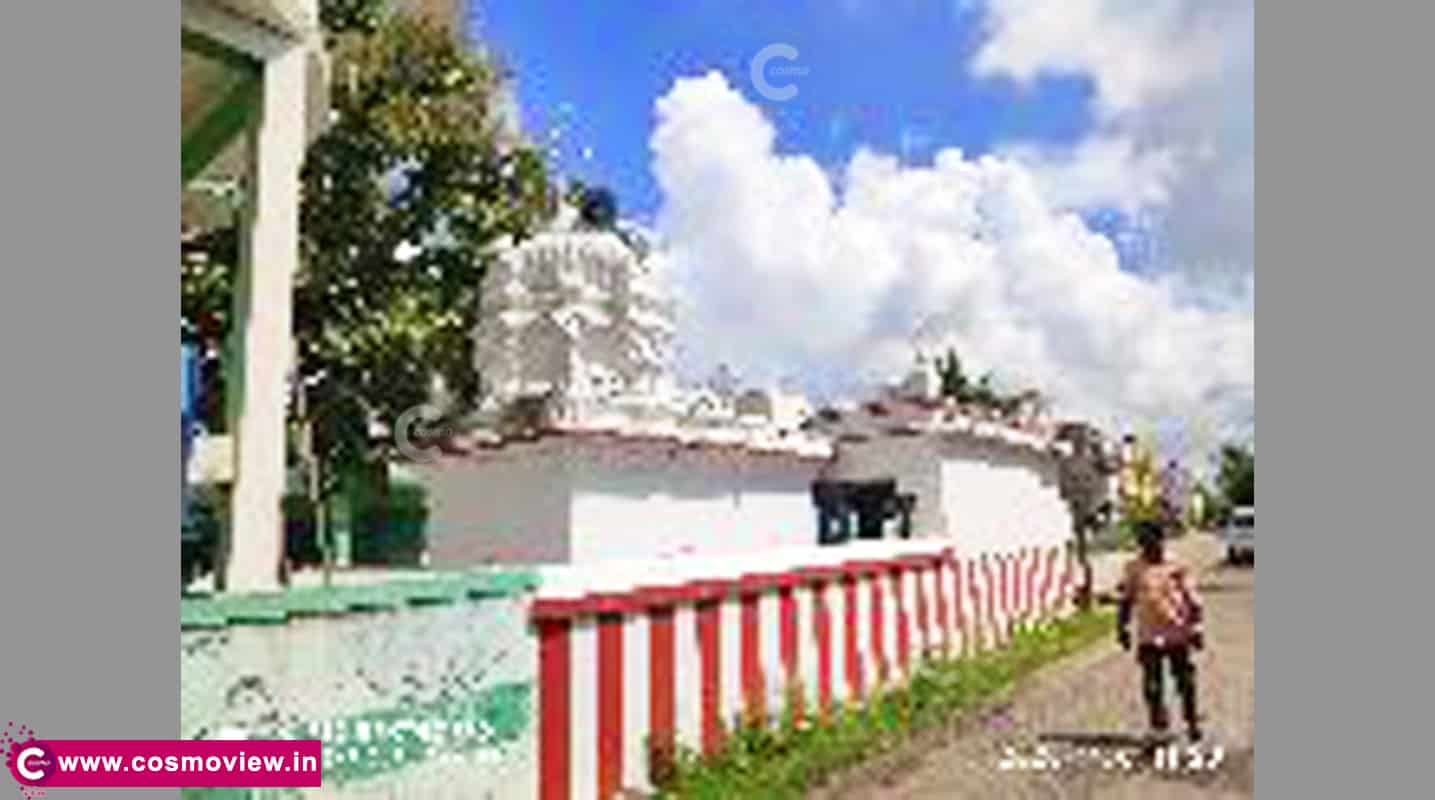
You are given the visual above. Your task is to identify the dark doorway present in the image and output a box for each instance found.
[812,479,917,545]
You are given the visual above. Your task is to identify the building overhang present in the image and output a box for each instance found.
[181,0,325,188]
[200,0,318,39]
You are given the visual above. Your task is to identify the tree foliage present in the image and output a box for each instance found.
[180,7,554,496]
[1217,443,1255,508]
[181,228,239,433]
[1189,481,1217,529]
[935,348,966,400]
[319,0,386,35]
[1119,436,1163,524]
[933,345,1036,415]
[1053,422,1118,609]
[296,11,552,484]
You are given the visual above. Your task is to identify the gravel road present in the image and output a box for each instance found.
[832,535,1254,800]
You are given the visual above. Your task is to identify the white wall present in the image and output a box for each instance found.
[938,439,1071,555]
[806,432,1071,557]
[418,432,1069,569]
[417,447,573,566]
[822,436,947,536]
[568,446,824,563]
[419,440,826,567]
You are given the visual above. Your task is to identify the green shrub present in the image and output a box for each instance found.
[350,480,430,566]
[655,609,1114,798]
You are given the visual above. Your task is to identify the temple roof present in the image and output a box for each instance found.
[802,398,1070,458]
[418,421,836,464]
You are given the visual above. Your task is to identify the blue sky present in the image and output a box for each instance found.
[464,0,1255,458]
[471,1,1097,217]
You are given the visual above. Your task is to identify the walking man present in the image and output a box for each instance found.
[1117,518,1205,742]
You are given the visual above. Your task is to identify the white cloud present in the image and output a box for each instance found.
[649,73,1254,450]
[972,0,1229,118]
[972,0,1254,283]
[998,134,1186,216]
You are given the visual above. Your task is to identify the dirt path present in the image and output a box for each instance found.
[829,547,1255,800]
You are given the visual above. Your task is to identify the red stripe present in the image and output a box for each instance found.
[1051,546,1062,613]
[915,564,931,656]
[1071,547,1079,603]
[870,573,888,685]
[597,613,624,799]
[1048,546,1061,615]
[998,555,1010,639]
[741,591,764,722]
[1035,548,1044,615]
[698,599,723,755]
[951,555,964,648]
[1035,549,1046,617]
[843,574,864,701]
[1055,550,1065,609]
[1011,551,1022,625]
[892,568,911,674]
[982,557,993,643]
[1071,547,1080,605]
[1037,547,1053,616]
[1009,552,1020,624]
[1001,553,1010,623]
[984,557,994,644]
[1025,548,1039,622]
[537,618,570,800]
[1039,547,1049,615]
[1017,548,1028,622]
[1009,554,1019,631]
[1009,554,1019,634]
[982,555,999,641]
[648,608,676,784]
[1061,548,1075,607]
[813,579,833,718]
[1022,548,1033,621]
[1035,548,1045,616]
[932,559,949,656]
[779,585,801,723]
[967,559,981,651]
[1031,548,1041,616]
[1010,554,1021,623]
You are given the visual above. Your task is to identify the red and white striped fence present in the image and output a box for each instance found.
[531,538,1076,800]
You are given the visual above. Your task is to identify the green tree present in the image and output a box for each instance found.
[1054,422,1118,609]
[969,372,1000,408]
[1217,443,1255,510]
[1190,481,1217,529]
[936,348,967,400]
[181,5,554,570]
[932,346,1033,415]
[181,227,240,433]
[1120,436,1162,524]
[296,9,552,484]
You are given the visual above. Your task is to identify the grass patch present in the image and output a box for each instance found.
[655,609,1115,799]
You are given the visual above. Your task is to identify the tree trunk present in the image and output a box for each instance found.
[1074,522,1094,610]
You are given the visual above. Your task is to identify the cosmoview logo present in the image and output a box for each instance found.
[13,747,53,783]
[394,404,451,463]
[4,722,52,799]
[750,43,809,101]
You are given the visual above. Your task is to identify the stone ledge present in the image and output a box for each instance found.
[180,569,539,631]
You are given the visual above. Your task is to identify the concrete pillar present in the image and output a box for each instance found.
[224,44,306,593]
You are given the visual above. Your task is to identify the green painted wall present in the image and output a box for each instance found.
[181,572,540,799]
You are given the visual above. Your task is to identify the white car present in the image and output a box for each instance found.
[1225,506,1255,565]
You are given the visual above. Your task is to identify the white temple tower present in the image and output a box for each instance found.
[474,203,678,420]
